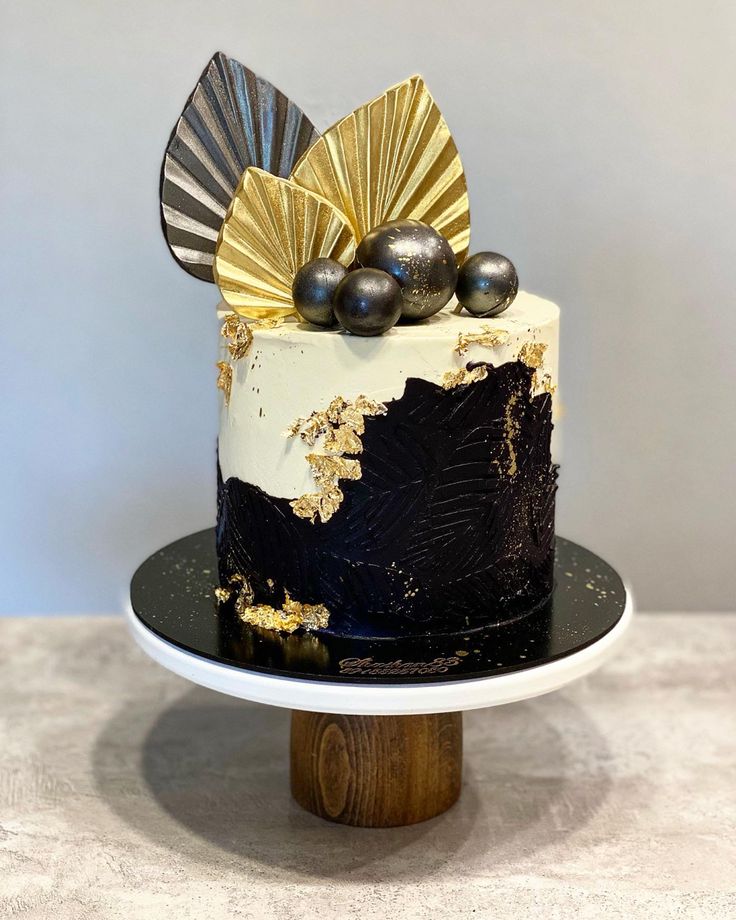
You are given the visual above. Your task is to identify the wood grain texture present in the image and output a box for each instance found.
[290,711,462,826]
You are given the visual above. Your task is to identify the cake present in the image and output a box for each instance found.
[161,53,559,640]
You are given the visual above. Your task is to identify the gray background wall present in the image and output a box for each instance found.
[2,0,734,614]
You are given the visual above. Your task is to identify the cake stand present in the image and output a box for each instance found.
[128,530,632,827]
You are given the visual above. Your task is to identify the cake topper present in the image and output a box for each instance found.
[162,59,521,333]
[291,259,347,327]
[214,168,355,317]
[455,252,519,317]
[356,219,458,320]
[160,52,320,282]
[290,75,470,263]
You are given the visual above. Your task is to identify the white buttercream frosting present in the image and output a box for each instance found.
[218,292,560,499]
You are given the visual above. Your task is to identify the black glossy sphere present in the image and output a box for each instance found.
[356,219,458,321]
[292,258,347,327]
[333,268,403,336]
[456,252,518,318]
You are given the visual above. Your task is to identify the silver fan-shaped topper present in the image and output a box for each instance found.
[160,52,320,282]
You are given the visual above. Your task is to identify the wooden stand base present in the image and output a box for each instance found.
[290,710,463,827]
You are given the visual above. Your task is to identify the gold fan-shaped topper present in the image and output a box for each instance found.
[214,168,356,318]
[290,75,470,263]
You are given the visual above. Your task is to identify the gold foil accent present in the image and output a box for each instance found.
[518,342,547,369]
[287,394,388,523]
[290,487,344,524]
[237,591,330,633]
[233,578,330,633]
[353,394,387,420]
[216,361,232,405]
[251,316,286,331]
[214,168,356,319]
[532,371,557,394]
[306,454,361,488]
[214,586,232,603]
[441,365,488,389]
[220,312,254,360]
[455,325,510,357]
[285,414,325,445]
[231,573,255,609]
[327,395,350,419]
[286,395,387,445]
[504,393,520,477]
[323,424,363,454]
[290,75,470,262]
[284,592,330,630]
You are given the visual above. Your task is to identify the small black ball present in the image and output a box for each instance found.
[456,252,518,318]
[333,268,403,337]
[292,258,347,327]
[356,219,457,321]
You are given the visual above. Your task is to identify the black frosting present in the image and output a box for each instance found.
[216,360,557,639]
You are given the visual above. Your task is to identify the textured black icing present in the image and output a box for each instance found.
[216,360,557,639]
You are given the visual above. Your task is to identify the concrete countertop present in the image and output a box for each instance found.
[1,613,734,919]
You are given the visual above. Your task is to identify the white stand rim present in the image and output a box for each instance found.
[125,588,633,715]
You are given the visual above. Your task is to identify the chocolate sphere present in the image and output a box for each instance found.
[356,219,457,321]
[292,258,347,327]
[333,268,403,336]
[456,252,518,318]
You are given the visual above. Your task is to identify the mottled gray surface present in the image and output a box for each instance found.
[1,614,734,919]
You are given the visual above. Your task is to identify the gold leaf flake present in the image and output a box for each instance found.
[214,586,232,603]
[326,396,349,420]
[236,590,330,634]
[290,492,323,523]
[290,486,344,523]
[232,574,255,610]
[251,316,286,331]
[441,365,488,389]
[287,394,387,521]
[282,591,331,631]
[335,404,365,434]
[504,393,520,477]
[216,361,232,405]
[532,371,557,394]
[323,425,363,454]
[301,414,329,445]
[354,395,388,418]
[237,604,303,633]
[284,408,330,444]
[286,395,387,446]
[455,325,510,357]
[220,312,254,360]
[307,454,361,488]
[518,342,547,369]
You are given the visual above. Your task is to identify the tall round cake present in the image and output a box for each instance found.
[216,296,559,638]
[159,53,560,640]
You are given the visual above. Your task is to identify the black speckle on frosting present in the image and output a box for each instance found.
[217,360,557,639]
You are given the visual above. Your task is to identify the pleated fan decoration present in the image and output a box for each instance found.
[214,168,356,318]
[160,52,320,282]
[290,75,470,263]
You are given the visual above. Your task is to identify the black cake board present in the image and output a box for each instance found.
[129,529,629,690]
